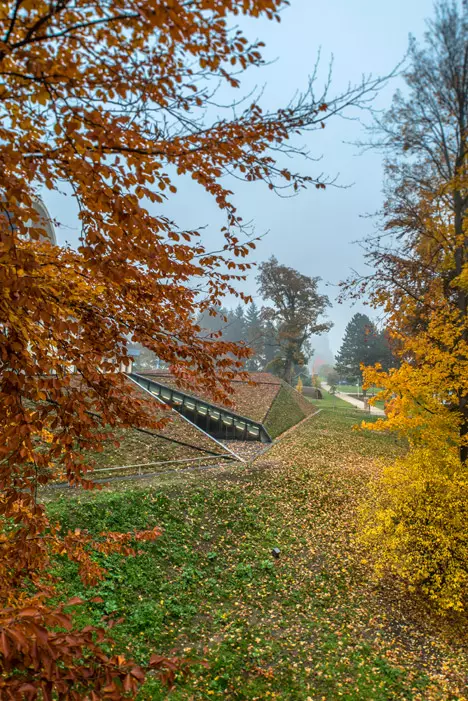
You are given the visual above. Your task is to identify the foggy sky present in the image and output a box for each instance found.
[44,0,433,354]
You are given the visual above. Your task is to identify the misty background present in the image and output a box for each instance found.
[43,0,432,355]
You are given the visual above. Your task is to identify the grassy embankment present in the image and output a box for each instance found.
[263,384,314,439]
[46,400,467,700]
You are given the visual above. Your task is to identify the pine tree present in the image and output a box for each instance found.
[245,302,264,370]
[262,320,279,368]
[335,314,382,388]
[245,301,261,333]
[225,304,246,343]
[197,306,229,335]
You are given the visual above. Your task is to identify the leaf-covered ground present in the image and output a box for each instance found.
[84,427,233,478]
[47,402,468,700]
[76,379,235,479]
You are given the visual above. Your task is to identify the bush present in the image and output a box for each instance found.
[360,447,468,611]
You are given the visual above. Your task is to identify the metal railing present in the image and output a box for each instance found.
[129,372,272,443]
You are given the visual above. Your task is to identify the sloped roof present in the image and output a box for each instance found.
[123,376,231,455]
[137,371,282,423]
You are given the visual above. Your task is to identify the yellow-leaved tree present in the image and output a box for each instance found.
[344,2,468,611]
[357,185,468,610]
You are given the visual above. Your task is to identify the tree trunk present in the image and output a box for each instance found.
[453,189,468,464]
[283,357,294,385]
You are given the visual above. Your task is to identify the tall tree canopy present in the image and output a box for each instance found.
[351,0,468,460]
[0,2,385,696]
[257,256,331,383]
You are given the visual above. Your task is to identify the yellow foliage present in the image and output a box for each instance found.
[356,182,468,611]
[312,373,322,390]
[455,261,468,292]
[295,376,303,393]
[361,272,468,456]
[360,447,468,610]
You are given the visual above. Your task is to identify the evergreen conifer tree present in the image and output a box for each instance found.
[245,302,264,370]
[225,304,247,343]
[262,319,279,368]
[335,314,380,389]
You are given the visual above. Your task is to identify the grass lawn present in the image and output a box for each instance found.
[324,383,382,398]
[343,394,387,412]
[309,387,363,412]
[46,404,467,700]
[313,388,386,413]
[333,384,368,394]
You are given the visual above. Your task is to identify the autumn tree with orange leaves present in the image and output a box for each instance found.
[0,1,384,697]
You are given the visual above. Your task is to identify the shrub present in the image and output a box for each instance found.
[360,447,468,611]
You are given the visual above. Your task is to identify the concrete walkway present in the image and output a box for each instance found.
[321,383,386,417]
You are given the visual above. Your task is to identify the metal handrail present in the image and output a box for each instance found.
[129,372,272,443]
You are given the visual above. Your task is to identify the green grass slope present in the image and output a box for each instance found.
[263,383,314,439]
[308,387,364,411]
[46,404,467,700]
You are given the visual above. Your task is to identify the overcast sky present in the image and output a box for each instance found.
[45,0,434,354]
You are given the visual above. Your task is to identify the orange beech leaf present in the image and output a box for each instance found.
[64,597,84,607]
[17,608,41,618]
